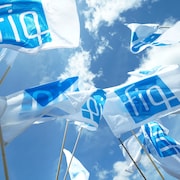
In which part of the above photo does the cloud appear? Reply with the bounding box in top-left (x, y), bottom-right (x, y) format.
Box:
top-left (82, 0), bottom-right (147, 34)
top-left (93, 36), bottom-right (112, 60)
top-left (112, 154), bottom-right (164, 180)
top-left (59, 48), bottom-right (96, 90)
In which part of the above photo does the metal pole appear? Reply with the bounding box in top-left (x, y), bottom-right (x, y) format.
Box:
top-left (131, 130), bottom-right (164, 180)
top-left (0, 126), bottom-right (9, 180)
top-left (56, 120), bottom-right (69, 180)
top-left (0, 66), bottom-right (11, 84)
top-left (0, 51), bottom-right (11, 180)
top-left (63, 127), bottom-right (82, 180)
top-left (118, 137), bottom-right (147, 180)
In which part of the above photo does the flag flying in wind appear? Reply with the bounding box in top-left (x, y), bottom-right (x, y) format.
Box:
top-left (65, 89), bottom-right (106, 131)
top-left (119, 129), bottom-right (144, 173)
top-left (127, 21), bottom-right (180, 53)
top-left (142, 121), bottom-right (180, 178)
top-left (0, 76), bottom-right (79, 144)
top-left (0, 0), bottom-right (80, 53)
top-left (63, 148), bottom-right (90, 180)
top-left (103, 64), bottom-right (180, 137)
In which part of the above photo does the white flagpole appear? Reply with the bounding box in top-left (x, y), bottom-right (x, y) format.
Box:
top-left (0, 125), bottom-right (9, 180)
top-left (0, 48), bottom-right (11, 180)
top-left (118, 137), bottom-right (147, 180)
top-left (131, 130), bottom-right (164, 180)
top-left (63, 126), bottom-right (83, 180)
top-left (56, 120), bottom-right (70, 180)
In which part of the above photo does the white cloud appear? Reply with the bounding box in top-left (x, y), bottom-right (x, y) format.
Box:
top-left (113, 161), bottom-right (135, 180)
top-left (93, 36), bottom-right (112, 61)
top-left (96, 37), bottom-right (110, 56)
top-left (97, 170), bottom-right (110, 180)
top-left (112, 154), bottom-right (165, 180)
top-left (59, 48), bottom-right (96, 90)
top-left (83, 0), bottom-right (146, 33)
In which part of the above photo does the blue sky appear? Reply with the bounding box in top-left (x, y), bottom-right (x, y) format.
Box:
top-left (0, 0), bottom-right (180, 179)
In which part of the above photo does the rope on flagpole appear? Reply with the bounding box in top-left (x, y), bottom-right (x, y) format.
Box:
top-left (63, 126), bottom-right (83, 180)
top-left (131, 130), bottom-right (164, 180)
top-left (56, 120), bottom-right (70, 180)
top-left (118, 137), bottom-right (147, 180)
top-left (0, 126), bottom-right (9, 180)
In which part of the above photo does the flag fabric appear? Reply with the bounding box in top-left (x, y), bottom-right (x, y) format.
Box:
top-left (65, 89), bottom-right (106, 131)
top-left (63, 148), bottom-right (90, 180)
top-left (127, 21), bottom-right (180, 53)
top-left (119, 130), bottom-right (144, 173)
top-left (0, 0), bottom-right (80, 53)
top-left (141, 121), bottom-right (180, 178)
top-left (103, 64), bottom-right (180, 137)
top-left (0, 76), bottom-right (79, 144)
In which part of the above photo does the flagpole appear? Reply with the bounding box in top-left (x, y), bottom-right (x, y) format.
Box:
top-left (63, 126), bottom-right (82, 180)
top-left (0, 66), bottom-right (11, 85)
top-left (118, 137), bottom-right (147, 180)
top-left (0, 125), bottom-right (9, 180)
top-left (0, 52), bottom-right (11, 180)
top-left (56, 120), bottom-right (69, 180)
top-left (131, 130), bottom-right (164, 180)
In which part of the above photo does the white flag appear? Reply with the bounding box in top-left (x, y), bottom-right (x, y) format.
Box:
top-left (0, 0), bottom-right (80, 53)
top-left (120, 130), bottom-right (144, 173)
top-left (63, 148), bottom-right (90, 180)
top-left (65, 89), bottom-right (107, 131)
top-left (0, 76), bottom-right (79, 144)
top-left (103, 64), bottom-right (180, 137)
top-left (142, 122), bottom-right (180, 178)
top-left (127, 21), bottom-right (180, 53)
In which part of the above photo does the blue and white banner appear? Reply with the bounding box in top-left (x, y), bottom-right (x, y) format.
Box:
top-left (63, 148), bottom-right (90, 180)
top-left (66, 89), bottom-right (106, 130)
top-left (0, 76), bottom-right (79, 144)
top-left (142, 122), bottom-right (180, 178)
top-left (0, 0), bottom-right (80, 53)
top-left (103, 64), bottom-right (180, 137)
top-left (119, 129), bottom-right (144, 173)
top-left (127, 22), bottom-right (180, 53)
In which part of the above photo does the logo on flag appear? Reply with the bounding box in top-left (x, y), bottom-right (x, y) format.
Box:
top-left (20, 76), bottom-right (78, 113)
top-left (144, 122), bottom-right (180, 157)
top-left (81, 89), bottom-right (106, 124)
top-left (115, 75), bottom-right (180, 123)
top-left (131, 32), bottom-right (161, 53)
top-left (0, 1), bottom-right (52, 49)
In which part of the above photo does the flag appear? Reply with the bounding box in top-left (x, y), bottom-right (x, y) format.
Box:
top-left (141, 122), bottom-right (180, 178)
top-left (0, 76), bottom-right (79, 144)
top-left (63, 148), bottom-right (90, 180)
top-left (103, 64), bottom-right (180, 137)
top-left (0, 0), bottom-right (80, 53)
top-left (65, 89), bottom-right (106, 131)
top-left (127, 21), bottom-right (180, 53)
top-left (119, 130), bottom-right (144, 173)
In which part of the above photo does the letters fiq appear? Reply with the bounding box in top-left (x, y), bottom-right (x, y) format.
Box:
top-left (115, 75), bottom-right (180, 123)
top-left (0, 2), bottom-right (51, 50)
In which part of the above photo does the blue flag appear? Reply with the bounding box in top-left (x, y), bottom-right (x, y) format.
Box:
top-left (142, 122), bottom-right (180, 178)
top-left (0, 76), bottom-right (79, 144)
top-left (0, 0), bottom-right (80, 53)
top-left (103, 64), bottom-right (180, 137)
top-left (66, 89), bottom-right (106, 130)
top-left (127, 22), bottom-right (180, 53)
